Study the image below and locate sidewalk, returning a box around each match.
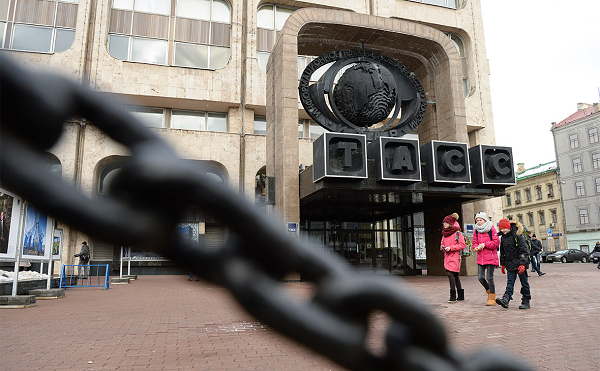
[1,262,598,370]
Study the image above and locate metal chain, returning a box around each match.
[0,55,533,371]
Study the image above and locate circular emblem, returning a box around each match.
[299,50,427,141]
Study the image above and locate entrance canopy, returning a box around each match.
[300,164,505,222]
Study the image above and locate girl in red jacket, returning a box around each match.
[440,213,465,303]
[472,211,500,306]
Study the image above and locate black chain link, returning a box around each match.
[0,55,533,371]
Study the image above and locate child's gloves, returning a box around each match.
[501,266,506,274]
[476,243,485,251]
[518,265,525,274]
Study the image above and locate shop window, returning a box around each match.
[254,116,266,135]
[575,181,585,197]
[108,0,231,69]
[1,0,78,54]
[572,157,582,173]
[569,133,579,149]
[589,127,599,144]
[579,209,589,224]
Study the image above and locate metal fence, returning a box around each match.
[59,264,110,290]
[0,54,533,371]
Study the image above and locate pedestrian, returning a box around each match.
[472,211,500,306]
[496,219,531,309]
[74,241,91,278]
[530,234,545,276]
[594,241,600,269]
[188,271,200,281]
[440,212,465,303]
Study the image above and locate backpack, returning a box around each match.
[475,229,494,242]
[455,232,472,257]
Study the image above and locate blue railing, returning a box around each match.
[60,264,110,290]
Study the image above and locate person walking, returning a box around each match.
[74,241,91,279]
[593,241,600,269]
[496,219,531,309]
[530,234,545,276]
[440,212,466,303]
[472,211,500,306]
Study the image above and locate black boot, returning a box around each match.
[496,294,510,308]
[457,289,465,301]
[519,297,531,309]
[448,289,457,303]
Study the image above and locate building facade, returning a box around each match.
[2,0,504,275]
[552,103,600,253]
[502,162,565,252]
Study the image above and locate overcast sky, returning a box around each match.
[480,1,600,169]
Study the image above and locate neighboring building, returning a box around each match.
[3,0,504,276]
[502,162,564,252]
[551,103,600,253]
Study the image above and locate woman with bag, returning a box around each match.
[472,211,500,306]
[440,212,465,303]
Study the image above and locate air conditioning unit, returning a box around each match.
[549,223,556,228]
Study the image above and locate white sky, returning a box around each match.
[480,1,600,169]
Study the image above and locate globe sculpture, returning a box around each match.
[332,62,397,128]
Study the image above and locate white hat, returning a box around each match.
[475,211,488,221]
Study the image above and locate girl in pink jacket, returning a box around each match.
[440,213,465,303]
[471,211,500,306]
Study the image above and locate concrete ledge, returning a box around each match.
[122,275,138,280]
[0,295,36,308]
[29,288,66,299]
[111,277,130,284]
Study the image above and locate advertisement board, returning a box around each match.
[0,189,24,261]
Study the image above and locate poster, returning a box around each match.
[21,204,53,260]
[52,229,63,260]
[0,190,23,260]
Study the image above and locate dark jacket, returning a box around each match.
[498,220,529,271]
[530,238,543,255]
[75,244,90,262]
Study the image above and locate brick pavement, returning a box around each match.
[0,262,598,370]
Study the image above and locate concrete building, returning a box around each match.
[2,0,504,275]
[502,162,565,252]
[551,103,600,253]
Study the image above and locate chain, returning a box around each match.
[0,55,532,371]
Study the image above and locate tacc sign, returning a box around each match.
[313,133,515,187]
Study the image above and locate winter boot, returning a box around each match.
[486,293,496,306]
[448,289,457,303]
[457,289,465,301]
[496,294,510,308]
[518,297,531,310]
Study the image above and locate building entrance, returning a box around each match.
[302,216,418,275]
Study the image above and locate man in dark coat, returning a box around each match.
[530,234,545,276]
[74,241,91,278]
[496,219,531,309]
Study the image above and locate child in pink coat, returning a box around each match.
[471,211,500,306]
[440,212,465,303]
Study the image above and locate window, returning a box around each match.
[298,121,305,138]
[409,0,457,8]
[506,193,512,206]
[572,157,582,173]
[538,211,545,225]
[515,191,521,204]
[579,209,589,224]
[569,133,579,149]
[129,106,164,128]
[1,0,78,54]
[309,122,327,139]
[589,128,599,144]
[525,188,532,202]
[575,181,585,196]
[517,214,523,225]
[528,213,534,226]
[254,116,267,135]
[108,0,231,69]
[257,4,295,54]
[550,210,557,224]
[507,215,513,221]
[171,110,227,132]
[596,178,600,193]
[547,184,554,198]
[536,186,542,200]
[593,153,600,169]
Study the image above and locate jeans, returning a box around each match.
[504,269,531,300]
[477,264,495,294]
[531,253,541,274]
